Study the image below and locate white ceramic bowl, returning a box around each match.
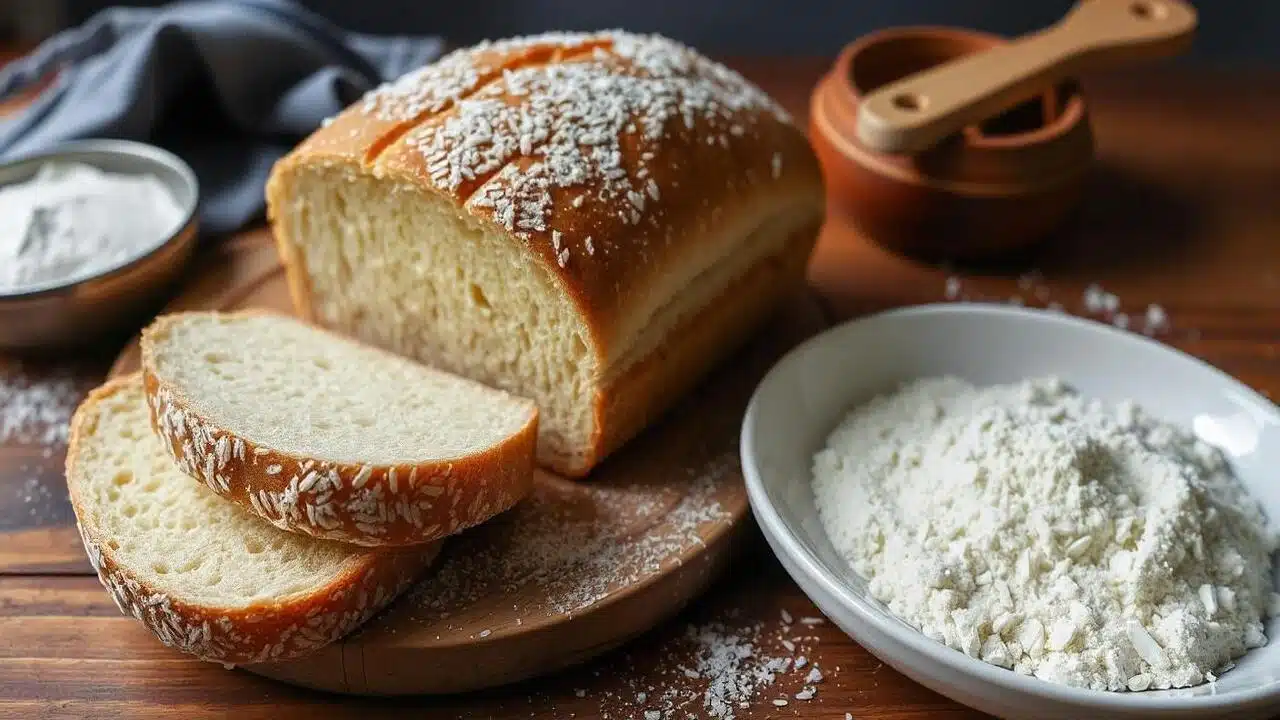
[741,303,1280,720]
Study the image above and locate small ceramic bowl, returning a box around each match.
[0,140,199,352]
[741,304,1280,719]
[810,28,1096,262]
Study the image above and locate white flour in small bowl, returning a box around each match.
[0,161,186,294]
[812,376,1280,692]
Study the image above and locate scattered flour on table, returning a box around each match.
[0,361,84,447]
[0,162,185,293]
[589,612,828,719]
[813,376,1280,692]
[452,609,833,720]
[10,469,69,525]
[942,275,1172,336]
[1082,282,1122,314]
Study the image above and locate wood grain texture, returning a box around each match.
[0,562,981,720]
[0,55,1278,718]
[104,241,828,696]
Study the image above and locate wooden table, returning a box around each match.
[2,57,1278,720]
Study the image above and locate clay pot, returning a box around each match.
[809,27,1096,262]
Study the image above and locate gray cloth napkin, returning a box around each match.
[0,0,444,235]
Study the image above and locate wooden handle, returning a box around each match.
[856,0,1197,154]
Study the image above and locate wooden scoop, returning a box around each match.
[856,0,1197,154]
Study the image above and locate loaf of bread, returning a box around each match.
[141,311,539,547]
[266,31,825,476]
[66,375,441,665]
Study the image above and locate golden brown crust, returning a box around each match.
[570,216,821,477]
[265,31,826,477]
[266,31,824,364]
[266,35,614,323]
[138,312,539,547]
[285,34,613,167]
[65,376,442,666]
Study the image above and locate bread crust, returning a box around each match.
[268,31,822,362]
[66,376,442,666]
[140,312,539,547]
[265,31,825,476]
[265,33,619,327]
[577,216,821,476]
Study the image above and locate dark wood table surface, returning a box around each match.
[1,53,1279,720]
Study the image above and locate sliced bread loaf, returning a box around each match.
[265,31,824,477]
[139,311,539,547]
[66,374,440,666]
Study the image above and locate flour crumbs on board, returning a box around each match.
[397,442,843,717]
[813,376,1279,693]
[407,450,736,622]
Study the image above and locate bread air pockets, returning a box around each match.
[140,311,539,547]
[66,311,540,664]
[66,376,442,665]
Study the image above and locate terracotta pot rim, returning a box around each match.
[830,25,1089,153]
[811,104,1091,197]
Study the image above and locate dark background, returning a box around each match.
[53,0,1280,65]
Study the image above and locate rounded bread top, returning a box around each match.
[273,31,824,360]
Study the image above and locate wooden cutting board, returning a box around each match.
[108,233,828,696]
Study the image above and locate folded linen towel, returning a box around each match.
[0,0,444,235]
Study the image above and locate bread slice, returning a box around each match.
[139,311,539,547]
[66,375,441,666]
[265,31,825,477]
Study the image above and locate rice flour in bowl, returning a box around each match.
[740,303,1280,719]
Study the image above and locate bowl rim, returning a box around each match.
[740,302,1280,713]
[0,138,200,301]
